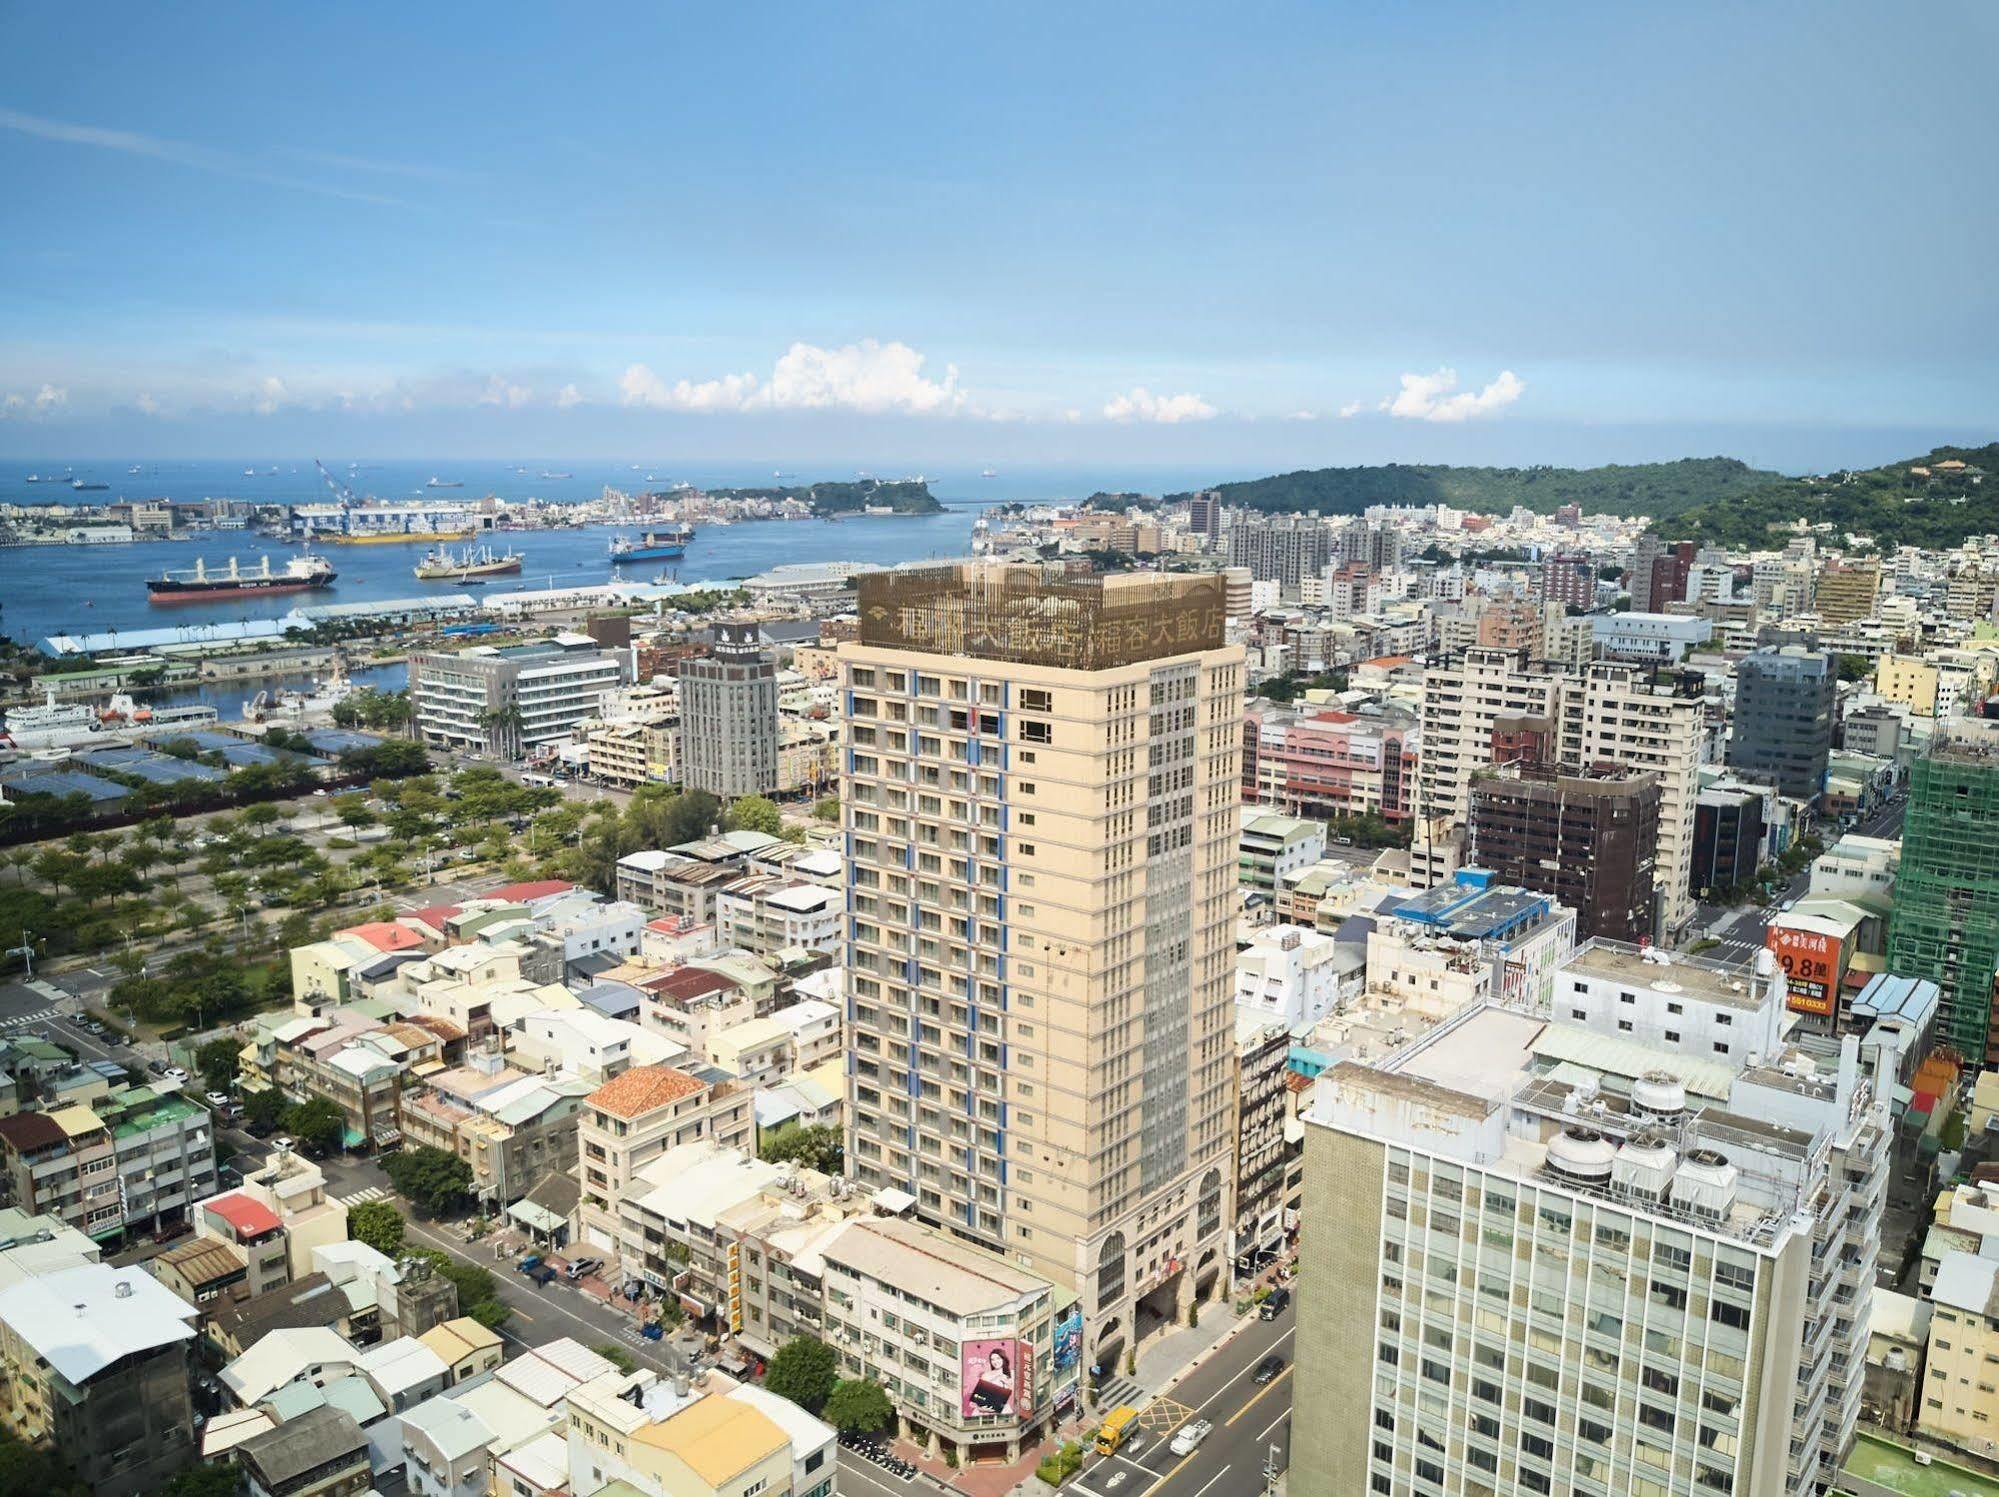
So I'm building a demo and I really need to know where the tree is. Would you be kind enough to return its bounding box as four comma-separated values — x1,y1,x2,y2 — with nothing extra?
765,1334,837,1413
381,1145,475,1215
410,1248,507,1328
281,1096,347,1156
195,1036,241,1093
758,1123,843,1174
242,1087,285,1133
348,1199,406,1256
160,1460,244,1497
811,796,839,822
0,1429,91,1497
822,1378,894,1434
594,1343,639,1375
723,794,784,838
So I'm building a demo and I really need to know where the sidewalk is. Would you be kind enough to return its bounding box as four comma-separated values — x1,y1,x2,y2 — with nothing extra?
1135,1299,1241,1392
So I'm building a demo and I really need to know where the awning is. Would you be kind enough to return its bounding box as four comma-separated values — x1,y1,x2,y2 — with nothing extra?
508,1199,568,1234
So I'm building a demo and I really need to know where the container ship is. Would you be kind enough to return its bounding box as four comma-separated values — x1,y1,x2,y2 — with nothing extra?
608,525,694,563
147,554,336,603
413,543,524,581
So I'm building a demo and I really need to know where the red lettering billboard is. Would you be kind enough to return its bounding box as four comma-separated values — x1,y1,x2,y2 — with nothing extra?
1768,926,1838,1017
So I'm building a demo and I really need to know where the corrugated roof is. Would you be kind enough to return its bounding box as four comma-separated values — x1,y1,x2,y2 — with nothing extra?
1529,1024,1735,1100
633,1393,787,1485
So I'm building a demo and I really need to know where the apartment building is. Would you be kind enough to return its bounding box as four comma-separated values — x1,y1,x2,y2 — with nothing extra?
678,620,781,797
0,1083,217,1243
1237,811,1326,896
840,565,1243,1374
820,1214,1060,1464
1815,558,1880,624
1234,923,1348,1029
1228,512,1334,590
1232,1020,1293,1269
1293,940,1885,1497
1918,1252,1999,1457
408,638,628,757
716,875,844,957
1469,762,1661,943
0,1260,201,1496
1241,704,1417,824
573,1064,755,1256
400,1063,591,1206
270,1012,451,1151
565,1367,836,1497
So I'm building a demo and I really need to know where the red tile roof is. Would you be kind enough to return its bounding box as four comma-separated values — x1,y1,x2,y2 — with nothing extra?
587,1065,707,1120
0,1112,67,1152
205,1191,284,1240
641,967,740,1002
485,879,573,904
406,904,463,932
339,921,426,953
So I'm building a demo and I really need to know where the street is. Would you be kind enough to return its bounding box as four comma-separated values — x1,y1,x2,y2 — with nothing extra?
1694,791,1906,964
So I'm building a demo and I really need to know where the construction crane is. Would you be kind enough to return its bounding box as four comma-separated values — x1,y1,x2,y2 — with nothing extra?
313,457,357,504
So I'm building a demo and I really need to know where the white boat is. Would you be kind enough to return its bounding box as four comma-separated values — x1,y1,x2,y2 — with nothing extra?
2,688,103,749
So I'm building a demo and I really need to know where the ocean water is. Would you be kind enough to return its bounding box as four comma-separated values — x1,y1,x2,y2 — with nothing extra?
0,457,1217,651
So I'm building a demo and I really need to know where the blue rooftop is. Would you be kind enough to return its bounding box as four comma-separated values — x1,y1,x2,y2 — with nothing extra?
1392,875,1552,942
1851,974,1941,1028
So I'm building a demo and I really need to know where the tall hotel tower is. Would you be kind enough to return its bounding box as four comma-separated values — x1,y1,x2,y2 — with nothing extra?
838,564,1245,1373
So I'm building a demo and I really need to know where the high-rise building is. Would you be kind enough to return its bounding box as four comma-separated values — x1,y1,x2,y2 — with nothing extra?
839,564,1244,1376
1228,513,1333,590
1727,646,1836,801
1414,652,1702,939
1628,533,1695,612
1186,490,1222,541
1339,521,1402,575
1468,763,1660,942
1692,785,1767,895
1814,558,1880,625
408,638,628,758
1540,554,1597,611
1292,941,1887,1497
1887,726,1999,1062
677,621,780,798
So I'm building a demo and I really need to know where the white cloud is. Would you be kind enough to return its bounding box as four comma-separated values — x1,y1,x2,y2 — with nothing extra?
1338,399,1365,419
1102,387,1217,424
555,382,584,409
1380,367,1524,423
1286,409,1318,422
1,385,66,421
0,394,23,416
252,377,288,415
135,392,160,415
765,339,963,415
33,383,67,414
621,339,966,417
479,375,532,409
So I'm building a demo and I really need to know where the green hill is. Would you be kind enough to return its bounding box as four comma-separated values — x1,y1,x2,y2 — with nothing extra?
1176,456,1779,520
706,478,942,516
1673,443,1999,549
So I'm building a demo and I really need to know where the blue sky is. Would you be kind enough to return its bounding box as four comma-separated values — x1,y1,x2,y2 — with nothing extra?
2,1,1994,474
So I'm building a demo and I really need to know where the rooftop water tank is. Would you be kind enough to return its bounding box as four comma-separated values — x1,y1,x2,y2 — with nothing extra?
1632,1071,1688,1120
1611,1132,1678,1201
1673,1148,1740,1219
1547,1126,1617,1182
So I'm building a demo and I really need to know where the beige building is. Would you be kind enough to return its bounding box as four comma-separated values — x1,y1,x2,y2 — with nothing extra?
573,1064,754,1257
839,565,1243,1375
1919,1251,1999,1457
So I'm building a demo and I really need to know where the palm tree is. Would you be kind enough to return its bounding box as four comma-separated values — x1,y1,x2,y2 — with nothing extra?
477,705,527,760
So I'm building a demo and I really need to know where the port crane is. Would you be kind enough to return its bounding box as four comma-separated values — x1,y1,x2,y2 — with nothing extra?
313,457,358,504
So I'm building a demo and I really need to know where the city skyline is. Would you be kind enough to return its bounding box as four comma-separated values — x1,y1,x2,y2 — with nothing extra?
4,2,1996,470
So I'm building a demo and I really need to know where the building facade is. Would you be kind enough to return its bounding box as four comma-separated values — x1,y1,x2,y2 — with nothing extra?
678,621,780,798
1468,763,1661,943
1728,647,1836,802
408,640,628,758
839,565,1243,1375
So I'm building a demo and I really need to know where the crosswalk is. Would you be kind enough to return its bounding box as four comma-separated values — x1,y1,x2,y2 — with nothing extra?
333,1186,392,1210
0,1007,57,1031
1092,1375,1146,1413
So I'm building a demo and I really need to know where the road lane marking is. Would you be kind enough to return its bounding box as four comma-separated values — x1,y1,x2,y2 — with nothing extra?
1225,1368,1292,1427
1191,1466,1231,1497
1258,1408,1288,1440
510,1307,534,1323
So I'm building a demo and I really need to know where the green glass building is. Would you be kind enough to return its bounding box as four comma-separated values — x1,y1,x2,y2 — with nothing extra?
1887,733,1999,1060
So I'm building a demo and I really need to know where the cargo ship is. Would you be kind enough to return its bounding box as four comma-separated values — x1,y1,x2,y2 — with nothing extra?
329,527,476,545
608,525,694,563
413,543,524,581
147,554,336,603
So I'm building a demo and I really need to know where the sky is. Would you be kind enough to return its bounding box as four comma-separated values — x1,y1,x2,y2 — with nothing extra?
2,1,1994,477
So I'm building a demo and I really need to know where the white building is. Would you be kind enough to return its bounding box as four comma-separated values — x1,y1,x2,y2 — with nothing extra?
1234,924,1348,1028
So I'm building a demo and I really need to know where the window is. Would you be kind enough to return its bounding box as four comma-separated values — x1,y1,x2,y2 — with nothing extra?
1020,689,1052,712
1021,720,1052,744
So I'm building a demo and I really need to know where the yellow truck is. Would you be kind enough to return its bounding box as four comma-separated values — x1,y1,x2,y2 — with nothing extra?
1095,1405,1142,1456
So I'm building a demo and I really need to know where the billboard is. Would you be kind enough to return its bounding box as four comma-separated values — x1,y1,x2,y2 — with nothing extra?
961,1337,1033,1419
1769,926,1838,1017
1052,1306,1083,1374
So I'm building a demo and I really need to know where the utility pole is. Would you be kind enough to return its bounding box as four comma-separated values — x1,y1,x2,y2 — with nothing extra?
6,930,33,979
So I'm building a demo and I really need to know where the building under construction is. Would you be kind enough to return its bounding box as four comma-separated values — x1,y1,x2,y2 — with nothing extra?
1887,725,1999,1062
1467,761,1662,943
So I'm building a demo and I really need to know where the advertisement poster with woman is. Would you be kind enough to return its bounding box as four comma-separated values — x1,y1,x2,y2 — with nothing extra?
962,1337,1032,1418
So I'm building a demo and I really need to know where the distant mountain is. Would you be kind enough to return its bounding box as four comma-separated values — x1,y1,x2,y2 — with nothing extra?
1174,456,1780,520
705,477,942,516
1671,443,1999,549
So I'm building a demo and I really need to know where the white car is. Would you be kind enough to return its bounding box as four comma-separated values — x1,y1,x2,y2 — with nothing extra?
1169,1420,1213,1457
164,1066,189,1082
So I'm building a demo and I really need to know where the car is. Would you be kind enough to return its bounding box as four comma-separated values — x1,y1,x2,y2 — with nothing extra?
147,1060,168,1076
205,1091,231,1108
1254,1354,1286,1385
1169,1420,1213,1457
164,1066,189,1082
564,1257,602,1280
1259,1286,1292,1320
271,1136,295,1153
